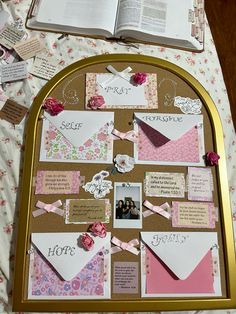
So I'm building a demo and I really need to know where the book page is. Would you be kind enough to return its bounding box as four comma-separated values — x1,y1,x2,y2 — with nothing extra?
36,0,119,36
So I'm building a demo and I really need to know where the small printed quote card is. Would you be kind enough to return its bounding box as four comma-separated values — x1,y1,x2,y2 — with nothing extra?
113,262,139,294
145,172,185,198
0,61,27,83
35,170,81,194
86,73,157,109
188,167,213,202
0,24,25,49
172,201,216,229
65,199,111,224
13,37,44,60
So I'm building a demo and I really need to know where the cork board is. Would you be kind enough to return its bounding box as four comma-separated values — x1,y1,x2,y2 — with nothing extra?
13,54,236,312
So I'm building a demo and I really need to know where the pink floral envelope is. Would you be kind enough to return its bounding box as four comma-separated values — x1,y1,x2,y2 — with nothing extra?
28,232,111,299
85,73,158,109
40,110,114,163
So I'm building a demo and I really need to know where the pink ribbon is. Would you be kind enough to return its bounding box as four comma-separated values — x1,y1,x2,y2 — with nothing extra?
143,200,171,219
110,236,139,255
112,129,138,143
33,200,64,217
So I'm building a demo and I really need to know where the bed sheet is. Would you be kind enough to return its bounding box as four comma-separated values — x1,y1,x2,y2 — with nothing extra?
0,0,235,313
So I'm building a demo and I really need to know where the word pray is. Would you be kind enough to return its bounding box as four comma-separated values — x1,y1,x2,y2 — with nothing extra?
104,86,131,95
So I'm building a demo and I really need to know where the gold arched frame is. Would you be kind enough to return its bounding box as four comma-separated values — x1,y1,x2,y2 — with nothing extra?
13,54,236,312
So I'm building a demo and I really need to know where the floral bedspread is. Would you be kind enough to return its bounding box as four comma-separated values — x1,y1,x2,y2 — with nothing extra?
0,0,235,313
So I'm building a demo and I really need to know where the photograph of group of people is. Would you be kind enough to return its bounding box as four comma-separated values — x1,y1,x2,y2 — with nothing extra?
113,182,142,229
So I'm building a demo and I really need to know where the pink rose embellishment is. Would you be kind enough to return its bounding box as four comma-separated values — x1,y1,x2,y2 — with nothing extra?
132,72,147,85
43,97,64,116
205,151,220,166
88,95,105,110
80,233,94,251
90,222,107,238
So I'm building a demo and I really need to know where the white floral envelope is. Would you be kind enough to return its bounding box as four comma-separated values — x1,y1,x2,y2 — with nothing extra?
40,110,114,163
28,232,111,299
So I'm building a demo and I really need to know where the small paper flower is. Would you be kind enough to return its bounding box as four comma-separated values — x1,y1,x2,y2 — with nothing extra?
90,222,107,238
43,97,64,116
132,72,147,85
80,233,94,251
205,151,220,166
88,95,105,110
114,154,135,173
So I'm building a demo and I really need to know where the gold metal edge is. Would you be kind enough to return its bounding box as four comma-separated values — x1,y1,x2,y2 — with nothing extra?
13,54,236,312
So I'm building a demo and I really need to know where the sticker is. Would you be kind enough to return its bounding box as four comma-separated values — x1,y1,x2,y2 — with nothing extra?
82,170,113,199
174,96,202,114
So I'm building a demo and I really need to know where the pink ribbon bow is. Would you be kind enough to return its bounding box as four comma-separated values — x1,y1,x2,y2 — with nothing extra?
110,236,140,255
33,200,64,217
112,129,138,143
143,200,171,219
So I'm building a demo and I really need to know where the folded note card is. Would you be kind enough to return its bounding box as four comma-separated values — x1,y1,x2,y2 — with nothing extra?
172,201,216,228
28,232,111,299
134,113,205,166
141,232,221,297
145,172,185,198
40,110,114,163
188,167,213,201
85,73,158,109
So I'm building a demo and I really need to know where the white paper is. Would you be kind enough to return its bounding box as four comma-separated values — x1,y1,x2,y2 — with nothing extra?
0,61,27,83
30,52,59,80
0,11,9,31
0,24,25,49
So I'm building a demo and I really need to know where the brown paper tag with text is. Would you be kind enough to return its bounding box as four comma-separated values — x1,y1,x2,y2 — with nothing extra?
0,99,28,124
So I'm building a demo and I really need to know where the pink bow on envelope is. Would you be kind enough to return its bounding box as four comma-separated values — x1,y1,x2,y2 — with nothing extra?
33,200,64,217
143,200,171,219
110,236,139,255
112,129,138,143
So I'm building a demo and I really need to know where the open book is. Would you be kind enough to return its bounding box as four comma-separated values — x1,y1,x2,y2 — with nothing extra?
27,0,204,51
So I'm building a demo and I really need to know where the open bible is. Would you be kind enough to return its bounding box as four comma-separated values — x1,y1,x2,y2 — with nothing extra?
27,0,204,51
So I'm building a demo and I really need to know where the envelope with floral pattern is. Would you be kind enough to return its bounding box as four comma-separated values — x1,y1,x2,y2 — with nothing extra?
134,113,205,166
141,232,221,297
28,232,111,299
40,110,114,163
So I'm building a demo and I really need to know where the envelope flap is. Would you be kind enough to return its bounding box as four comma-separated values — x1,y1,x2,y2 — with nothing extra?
44,111,114,147
32,232,111,281
141,232,217,280
135,113,203,140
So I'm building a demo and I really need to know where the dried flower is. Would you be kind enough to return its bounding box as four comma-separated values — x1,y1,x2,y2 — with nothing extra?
114,154,135,173
90,222,107,238
80,233,94,251
88,95,105,110
205,151,220,166
132,72,147,85
43,97,64,116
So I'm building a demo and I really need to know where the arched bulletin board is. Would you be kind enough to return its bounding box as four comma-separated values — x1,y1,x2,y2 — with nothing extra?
13,54,236,312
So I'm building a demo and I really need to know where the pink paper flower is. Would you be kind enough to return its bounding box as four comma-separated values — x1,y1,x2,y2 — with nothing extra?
90,222,107,238
132,72,147,85
80,233,94,251
205,151,220,166
88,95,105,110
43,97,64,116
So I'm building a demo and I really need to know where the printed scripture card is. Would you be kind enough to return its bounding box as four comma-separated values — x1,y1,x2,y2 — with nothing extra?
188,167,213,202
86,73,157,109
0,61,27,83
113,182,142,229
40,110,114,163
172,201,216,228
145,172,185,198
13,37,44,60
65,199,111,224
134,113,205,166
113,262,139,294
35,170,81,194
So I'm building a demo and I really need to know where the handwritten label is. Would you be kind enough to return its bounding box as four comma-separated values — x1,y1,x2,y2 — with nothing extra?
0,61,27,83
113,262,138,294
35,170,80,194
0,24,25,49
30,52,59,80
151,233,189,247
188,167,213,201
0,99,28,124
145,172,185,198
65,199,110,224
172,201,215,228
13,37,44,60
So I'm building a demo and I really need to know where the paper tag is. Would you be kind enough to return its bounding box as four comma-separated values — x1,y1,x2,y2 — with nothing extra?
0,61,27,83
13,37,44,60
83,170,113,199
65,199,110,224
172,201,216,229
188,167,213,202
145,172,185,198
35,170,81,194
0,98,28,124
113,262,139,294
30,52,59,80
0,24,25,49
